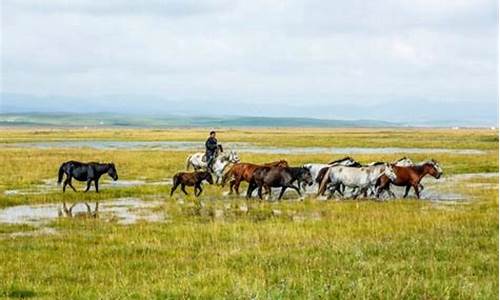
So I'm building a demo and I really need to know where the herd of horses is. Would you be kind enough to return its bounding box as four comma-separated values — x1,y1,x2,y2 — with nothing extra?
57,148,443,201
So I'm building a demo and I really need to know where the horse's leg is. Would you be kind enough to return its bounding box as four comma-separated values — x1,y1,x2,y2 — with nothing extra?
288,183,301,198
246,182,255,199
278,187,287,200
265,185,272,200
403,185,411,198
257,185,263,200
84,180,92,192
170,183,179,196
228,180,235,195
353,187,366,200
195,184,202,197
67,177,77,192
334,184,344,198
63,178,69,192
413,184,420,199
234,179,241,195
181,184,188,195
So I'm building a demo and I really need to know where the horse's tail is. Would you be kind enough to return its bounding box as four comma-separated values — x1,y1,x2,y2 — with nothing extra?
186,155,192,170
57,163,65,185
317,167,332,197
172,174,179,186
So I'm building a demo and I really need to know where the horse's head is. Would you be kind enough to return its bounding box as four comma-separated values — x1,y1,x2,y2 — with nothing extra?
394,157,414,167
276,160,289,167
426,159,443,179
383,164,397,181
203,172,214,185
108,163,118,181
301,167,314,186
336,157,361,167
229,150,240,163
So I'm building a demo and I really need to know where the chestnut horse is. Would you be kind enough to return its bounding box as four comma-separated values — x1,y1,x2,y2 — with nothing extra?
221,160,289,195
376,160,443,199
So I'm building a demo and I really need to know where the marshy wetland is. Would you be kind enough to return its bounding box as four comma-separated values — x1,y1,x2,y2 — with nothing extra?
0,128,498,299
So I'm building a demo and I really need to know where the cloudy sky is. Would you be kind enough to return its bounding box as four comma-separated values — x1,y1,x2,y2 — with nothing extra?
1,0,498,124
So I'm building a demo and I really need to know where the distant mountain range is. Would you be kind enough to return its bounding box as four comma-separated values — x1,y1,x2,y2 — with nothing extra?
0,113,402,128
1,92,497,127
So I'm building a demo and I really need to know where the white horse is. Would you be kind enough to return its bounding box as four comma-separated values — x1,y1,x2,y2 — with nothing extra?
303,157,361,184
320,163,397,199
186,150,240,184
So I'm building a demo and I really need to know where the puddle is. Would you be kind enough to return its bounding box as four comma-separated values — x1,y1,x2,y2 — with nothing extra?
0,197,165,227
2,140,486,155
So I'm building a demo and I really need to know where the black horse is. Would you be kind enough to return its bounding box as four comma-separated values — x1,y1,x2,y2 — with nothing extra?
288,167,314,191
58,161,118,193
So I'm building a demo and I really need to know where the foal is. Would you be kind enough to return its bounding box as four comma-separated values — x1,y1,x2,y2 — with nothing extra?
170,171,214,197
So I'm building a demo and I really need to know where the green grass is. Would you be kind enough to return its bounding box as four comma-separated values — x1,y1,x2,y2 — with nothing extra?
0,128,497,299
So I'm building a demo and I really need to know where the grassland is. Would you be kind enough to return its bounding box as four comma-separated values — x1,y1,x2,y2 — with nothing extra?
0,128,497,299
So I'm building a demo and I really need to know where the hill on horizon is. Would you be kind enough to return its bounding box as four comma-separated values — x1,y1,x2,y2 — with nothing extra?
0,113,405,128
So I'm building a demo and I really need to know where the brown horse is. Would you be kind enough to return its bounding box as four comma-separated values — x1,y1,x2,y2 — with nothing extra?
170,171,214,197
221,160,289,195
376,160,443,199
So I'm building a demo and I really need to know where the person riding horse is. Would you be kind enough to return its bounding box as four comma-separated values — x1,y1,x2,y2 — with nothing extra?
205,131,218,171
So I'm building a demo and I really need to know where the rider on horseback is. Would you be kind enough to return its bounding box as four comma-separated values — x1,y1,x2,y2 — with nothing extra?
205,131,218,172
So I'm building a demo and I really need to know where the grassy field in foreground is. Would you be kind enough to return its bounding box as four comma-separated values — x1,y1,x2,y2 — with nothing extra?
0,128,498,299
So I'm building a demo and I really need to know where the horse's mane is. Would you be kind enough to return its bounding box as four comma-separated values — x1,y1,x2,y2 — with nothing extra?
417,160,436,166
328,156,353,164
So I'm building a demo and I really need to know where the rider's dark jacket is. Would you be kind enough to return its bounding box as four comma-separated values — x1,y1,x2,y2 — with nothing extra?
205,137,218,157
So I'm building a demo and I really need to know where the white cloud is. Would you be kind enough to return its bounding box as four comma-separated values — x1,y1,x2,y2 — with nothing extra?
1,0,497,114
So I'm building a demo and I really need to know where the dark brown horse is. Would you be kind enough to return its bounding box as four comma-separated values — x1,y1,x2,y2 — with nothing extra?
376,160,443,199
247,166,309,200
170,171,214,197
221,160,289,195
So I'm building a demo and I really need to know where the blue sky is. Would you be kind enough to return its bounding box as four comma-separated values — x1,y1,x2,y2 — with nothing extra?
1,0,498,124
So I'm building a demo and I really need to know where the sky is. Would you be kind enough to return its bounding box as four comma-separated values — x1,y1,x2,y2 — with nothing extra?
1,0,498,124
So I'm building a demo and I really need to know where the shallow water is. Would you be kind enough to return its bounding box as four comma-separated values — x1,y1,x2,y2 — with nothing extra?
305,172,498,202
0,172,496,234
2,140,486,155
0,197,165,226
